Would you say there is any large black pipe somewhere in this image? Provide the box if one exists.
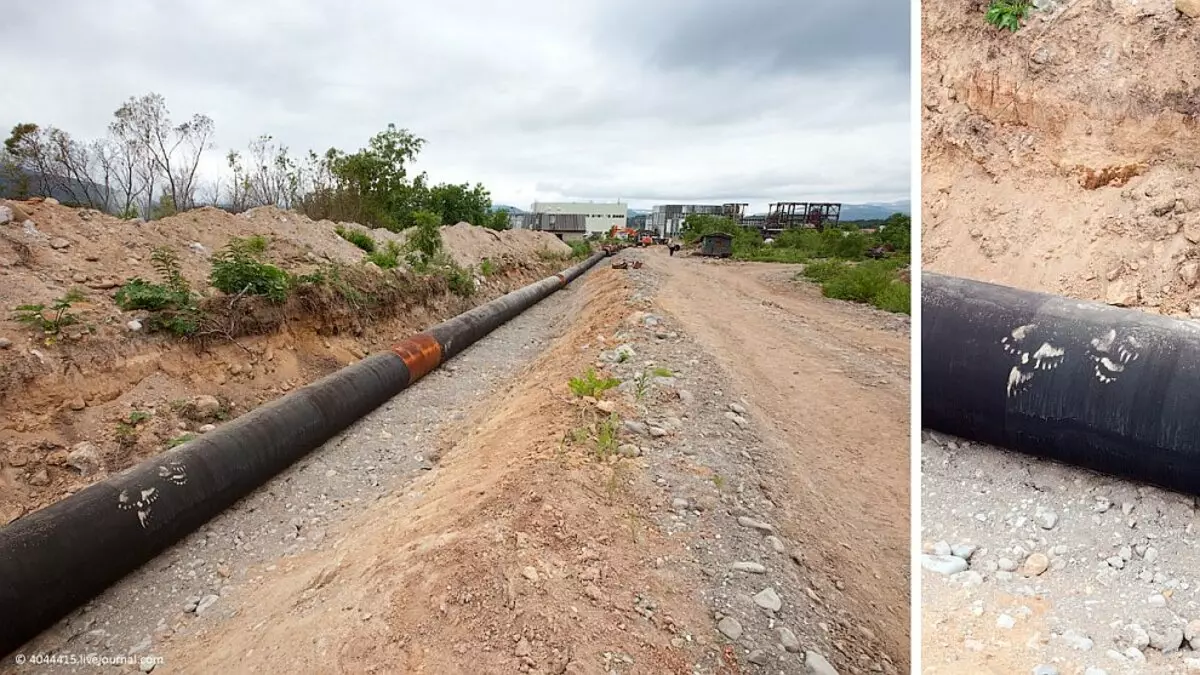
[0,250,607,655]
[923,271,1200,495]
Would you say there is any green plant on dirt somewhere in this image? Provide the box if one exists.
[63,287,87,303]
[799,259,910,315]
[404,209,443,266]
[594,413,621,461]
[335,225,376,253]
[115,422,138,448]
[633,367,674,401]
[985,0,1031,31]
[12,295,79,336]
[568,240,591,259]
[712,474,726,490]
[367,240,403,269]
[479,258,496,277]
[115,247,204,335]
[127,410,152,425]
[569,368,621,398]
[800,260,848,284]
[441,261,476,298]
[167,433,196,449]
[209,236,291,303]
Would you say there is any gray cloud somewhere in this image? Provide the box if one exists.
[2,0,910,213]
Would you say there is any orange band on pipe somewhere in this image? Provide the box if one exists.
[556,273,567,286]
[391,333,443,382]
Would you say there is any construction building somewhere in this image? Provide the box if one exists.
[521,212,587,241]
[649,204,726,238]
[526,201,626,236]
[762,202,842,233]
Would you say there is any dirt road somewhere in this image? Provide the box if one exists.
[651,251,912,663]
[10,250,910,674]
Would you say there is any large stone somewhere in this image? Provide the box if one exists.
[753,587,783,612]
[189,395,223,420]
[805,651,840,675]
[920,554,968,575]
[1106,279,1138,307]
[1180,261,1200,288]
[1179,0,1200,18]
[67,442,102,476]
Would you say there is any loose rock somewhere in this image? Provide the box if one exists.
[778,626,801,652]
[1021,552,1050,576]
[920,554,968,575]
[67,442,102,476]
[717,616,743,640]
[736,516,775,533]
[804,650,839,675]
[731,562,766,574]
[753,587,783,611]
[195,594,219,615]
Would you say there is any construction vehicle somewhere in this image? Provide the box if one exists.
[608,225,639,241]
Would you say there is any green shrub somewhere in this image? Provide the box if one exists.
[442,262,476,297]
[367,240,402,269]
[115,248,203,335]
[822,263,895,304]
[872,281,911,314]
[480,258,496,276]
[801,260,848,283]
[986,0,1031,31]
[335,225,376,252]
[568,240,591,259]
[405,209,443,262]
[209,237,291,303]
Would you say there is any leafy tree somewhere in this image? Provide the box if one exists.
[423,181,492,226]
[877,212,911,253]
[680,214,738,243]
[325,124,425,231]
[486,208,511,231]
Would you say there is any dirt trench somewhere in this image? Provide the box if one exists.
[922,0,1200,304]
[0,200,573,525]
[9,250,911,675]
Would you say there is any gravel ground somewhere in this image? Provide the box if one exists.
[606,256,893,675]
[8,271,591,673]
[922,431,1200,675]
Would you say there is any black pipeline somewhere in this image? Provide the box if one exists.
[923,271,1200,496]
[0,250,608,656]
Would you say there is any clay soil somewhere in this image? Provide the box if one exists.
[922,0,1200,306]
[0,199,572,525]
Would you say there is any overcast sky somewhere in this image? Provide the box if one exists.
[3,0,910,212]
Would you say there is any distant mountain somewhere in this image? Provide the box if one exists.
[838,200,911,221]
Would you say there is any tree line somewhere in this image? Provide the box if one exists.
[1,93,512,231]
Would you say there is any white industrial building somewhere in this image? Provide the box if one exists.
[527,201,627,236]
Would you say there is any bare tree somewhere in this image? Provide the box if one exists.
[4,123,107,208]
[228,135,300,209]
[225,150,251,213]
[110,93,215,216]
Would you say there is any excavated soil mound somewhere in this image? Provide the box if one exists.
[0,200,575,525]
[922,0,1200,307]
